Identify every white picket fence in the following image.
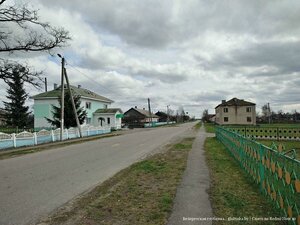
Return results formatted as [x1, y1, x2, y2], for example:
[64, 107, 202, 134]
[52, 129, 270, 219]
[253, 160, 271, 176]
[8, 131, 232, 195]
[0, 126, 111, 150]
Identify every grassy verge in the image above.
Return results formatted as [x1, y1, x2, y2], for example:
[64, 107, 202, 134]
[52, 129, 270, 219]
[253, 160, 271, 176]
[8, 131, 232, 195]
[205, 137, 286, 225]
[0, 133, 121, 160]
[194, 121, 202, 130]
[257, 140, 300, 160]
[40, 137, 195, 225]
[204, 122, 215, 133]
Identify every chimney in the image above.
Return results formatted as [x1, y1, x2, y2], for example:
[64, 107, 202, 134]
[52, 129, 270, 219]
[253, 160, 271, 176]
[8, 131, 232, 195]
[222, 100, 226, 104]
[78, 85, 81, 89]
[134, 106, 137, 109]
[54, 83, 58, 89]
[44, 77, 47, 92]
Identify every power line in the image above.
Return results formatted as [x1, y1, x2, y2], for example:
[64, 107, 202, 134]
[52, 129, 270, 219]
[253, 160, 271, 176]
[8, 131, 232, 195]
[65, 61, 126, 97]
[61, 59, 171, 113]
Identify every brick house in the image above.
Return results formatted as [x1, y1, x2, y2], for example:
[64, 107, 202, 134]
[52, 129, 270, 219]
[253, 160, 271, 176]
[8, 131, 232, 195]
[215, 98, 256, 125]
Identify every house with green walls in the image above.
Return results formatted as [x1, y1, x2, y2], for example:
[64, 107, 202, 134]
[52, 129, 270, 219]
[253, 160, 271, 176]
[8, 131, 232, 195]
[31, 85, 123, 130]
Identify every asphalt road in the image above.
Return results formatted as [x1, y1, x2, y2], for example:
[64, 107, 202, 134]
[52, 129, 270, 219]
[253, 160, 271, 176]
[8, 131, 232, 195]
[0, 122, 196, 225]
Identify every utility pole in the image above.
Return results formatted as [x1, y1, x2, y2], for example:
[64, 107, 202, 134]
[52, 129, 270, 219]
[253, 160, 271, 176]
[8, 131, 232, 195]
[58, 54, 65, 141]
[166, 105, 169, 124]
[44, 77, 47, 92]
[268, 102, 271, 124]
[64, 68, 82, 138]
[147, 98, 152, 127]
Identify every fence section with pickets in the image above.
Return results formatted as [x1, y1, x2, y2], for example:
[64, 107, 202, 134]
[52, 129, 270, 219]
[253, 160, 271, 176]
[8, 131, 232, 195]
[226, 126, 300, 141]
[216, 126, 300, 225]
[0, 126, 111, 150]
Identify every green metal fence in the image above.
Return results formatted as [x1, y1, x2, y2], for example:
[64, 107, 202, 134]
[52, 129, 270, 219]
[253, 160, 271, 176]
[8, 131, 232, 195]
[226, 126, 300, 141]
[216, 126, 300, 225]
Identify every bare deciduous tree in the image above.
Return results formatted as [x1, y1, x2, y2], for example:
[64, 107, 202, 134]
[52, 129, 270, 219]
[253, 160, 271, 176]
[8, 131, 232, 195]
[0, 0, 70, 87]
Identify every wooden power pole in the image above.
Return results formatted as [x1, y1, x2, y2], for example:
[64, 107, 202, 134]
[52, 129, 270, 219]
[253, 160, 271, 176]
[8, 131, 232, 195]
[59, 55, 65, 141]
[148, 98, 153, 126]
[64, 68, 82, 138]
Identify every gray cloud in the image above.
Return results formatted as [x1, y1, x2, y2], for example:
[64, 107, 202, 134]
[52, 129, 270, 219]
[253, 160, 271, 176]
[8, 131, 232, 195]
[196, 40, 300, 79]
[7, 0, 300, 117]
[190, 91, 230, 103]
[37, 0, 300, 48]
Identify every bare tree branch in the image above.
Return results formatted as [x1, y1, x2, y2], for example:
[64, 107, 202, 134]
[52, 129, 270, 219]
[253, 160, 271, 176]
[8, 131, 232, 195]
[0, 1, 70, 53]
[0, 0, 70, 87]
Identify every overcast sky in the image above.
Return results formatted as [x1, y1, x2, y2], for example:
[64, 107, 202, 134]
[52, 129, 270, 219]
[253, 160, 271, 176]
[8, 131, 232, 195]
[2, 0, 300, 117]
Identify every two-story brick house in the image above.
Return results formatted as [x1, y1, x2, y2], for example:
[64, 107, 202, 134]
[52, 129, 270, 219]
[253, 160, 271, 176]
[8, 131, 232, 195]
[215, 98, 256, 125]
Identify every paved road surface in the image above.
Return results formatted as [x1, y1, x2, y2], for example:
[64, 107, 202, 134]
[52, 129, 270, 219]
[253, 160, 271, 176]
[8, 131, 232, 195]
[0, 122, 196, 225]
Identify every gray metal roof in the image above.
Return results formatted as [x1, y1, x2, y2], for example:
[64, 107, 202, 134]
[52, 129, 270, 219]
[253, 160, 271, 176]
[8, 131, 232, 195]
[215, 97, 255, 108]
[94, 108, 123, 114]
[31, 85, 113, 103]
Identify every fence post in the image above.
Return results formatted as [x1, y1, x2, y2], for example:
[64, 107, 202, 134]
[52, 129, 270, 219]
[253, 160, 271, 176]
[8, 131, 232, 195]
[258, 144, 265, 192]
[33, 132, 37, 145]
[12, 133, 16, 148]
[65, 129, 69, 139]
[76, 128, 79, 138]
[51, 130, 55, 142]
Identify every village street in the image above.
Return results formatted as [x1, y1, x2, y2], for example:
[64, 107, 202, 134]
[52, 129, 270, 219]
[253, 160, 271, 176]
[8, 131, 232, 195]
[0, 122, 197, 225]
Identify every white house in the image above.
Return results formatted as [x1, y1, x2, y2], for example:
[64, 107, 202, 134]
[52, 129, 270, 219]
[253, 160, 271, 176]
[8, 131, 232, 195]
[93, 108, 123, 130]
[31, 85, 123, 129]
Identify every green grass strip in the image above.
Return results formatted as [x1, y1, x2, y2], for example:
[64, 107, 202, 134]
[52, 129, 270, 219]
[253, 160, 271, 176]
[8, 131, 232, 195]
[204, 122, 216, 133]
[205, 137, 286, 225]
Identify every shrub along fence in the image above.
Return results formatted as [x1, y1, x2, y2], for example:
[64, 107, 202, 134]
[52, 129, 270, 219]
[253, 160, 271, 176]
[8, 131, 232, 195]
[0, 126, 111, 150]
[226, 126, 300, 141]
[216, 126, 300, 225]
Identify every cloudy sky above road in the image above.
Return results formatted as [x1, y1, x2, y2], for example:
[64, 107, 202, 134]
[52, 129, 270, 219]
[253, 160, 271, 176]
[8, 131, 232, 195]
[2, 0, 300, 117]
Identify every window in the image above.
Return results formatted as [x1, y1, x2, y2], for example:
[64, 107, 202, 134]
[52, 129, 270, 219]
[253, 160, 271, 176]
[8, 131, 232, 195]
[247, 117, 252, 122]
[223, 108, 228, 113]
[224, 117, 228, 122]
[86, 102, 91, 109]
[86, 117, 91, 124]
[246, 107, 251, 112]
[107, 117, 110, 125]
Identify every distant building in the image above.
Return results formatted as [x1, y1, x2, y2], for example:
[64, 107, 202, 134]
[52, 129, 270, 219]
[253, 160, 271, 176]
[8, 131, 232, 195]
[123, 107, 159, 128]
[207, 114, 216, 123]
[31, 85, 123, 129]
[215, 98, 256, 125]
[155, 111, 176, 122]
